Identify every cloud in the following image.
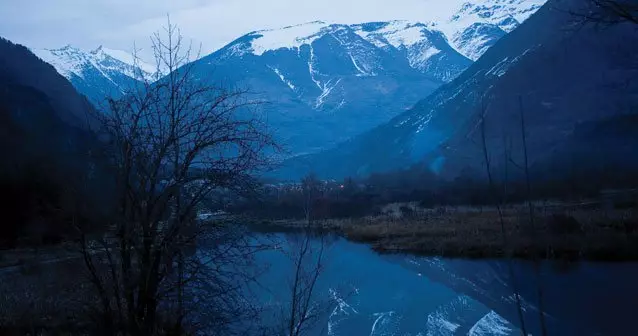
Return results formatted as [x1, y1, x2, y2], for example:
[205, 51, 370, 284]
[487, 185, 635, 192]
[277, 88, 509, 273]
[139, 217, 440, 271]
[0, 0, 463, 56]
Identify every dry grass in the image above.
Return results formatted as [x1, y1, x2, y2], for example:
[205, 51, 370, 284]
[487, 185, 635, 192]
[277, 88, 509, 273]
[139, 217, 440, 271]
[338, 205, 638, 260]
[0, 254, 95, 335]
[255, 204, 638, 261]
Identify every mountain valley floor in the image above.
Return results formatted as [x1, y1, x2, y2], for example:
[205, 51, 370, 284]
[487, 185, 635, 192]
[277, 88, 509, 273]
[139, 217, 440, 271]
[253, 200, 638, 261]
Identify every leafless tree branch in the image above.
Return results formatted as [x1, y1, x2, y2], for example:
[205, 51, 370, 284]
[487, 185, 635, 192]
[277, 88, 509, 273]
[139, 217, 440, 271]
[76, 17, 278, 335]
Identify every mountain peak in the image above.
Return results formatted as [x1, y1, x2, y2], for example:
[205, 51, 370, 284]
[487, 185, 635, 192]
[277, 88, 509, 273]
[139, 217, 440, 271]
[436, 0, 546, 60]
[48, 44, 81, 54]
[201, 17, 477, 154]
[352, 20, 439, 49]
[245, 20, 331, 56]
[31, 45, 156, 103]
[90, 45, 104, 54]
[230, 20, 440, 57]
[277, 0, 637, 180]
[221, 0, 545, 61]
[277, 20, 328, 30]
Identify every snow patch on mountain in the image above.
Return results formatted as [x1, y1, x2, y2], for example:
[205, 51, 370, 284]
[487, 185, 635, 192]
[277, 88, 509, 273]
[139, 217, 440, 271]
[308, 45, 322, 90]
[436, 0, 546, 60]
[408, 44, 442, 69]
[329, 26, 382, 77]
[315, 78, 342, 109]
[485, 46, 537, 77]
[450, 23, 506, 61]
[349, 53, 375, 77]
[234, 0, 546, 66]
[445, 0, 545, 34]
[352, 21, 448, 73]
[34, 45, 88, 79]
[240, 20, 457, 79]
[250, 21, 328, 56]
[98, 47, 156, 75]
[354, 21, 431, 49]
[247, 20, 446, 68]
[269, 66, 296, 91]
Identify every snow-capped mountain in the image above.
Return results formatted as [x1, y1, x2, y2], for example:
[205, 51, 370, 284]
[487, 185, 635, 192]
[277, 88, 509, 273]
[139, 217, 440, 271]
[434, 0, 546, 60]
[227, 20, 471, 82]
[188, 1, 543, 154]
[196, 21, 480, 154]
[276, 0, 638, 179]
[32, 45, 155, 104]
[29, 0, 543, 153]
[195, 20, 473, 154]
[223, 0, 545, 62]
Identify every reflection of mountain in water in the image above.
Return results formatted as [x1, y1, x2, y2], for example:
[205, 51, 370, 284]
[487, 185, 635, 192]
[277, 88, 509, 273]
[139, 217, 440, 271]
[250, 234, 638, 335]
[254, 235, 525, 335]
[390, 255, 638, 335]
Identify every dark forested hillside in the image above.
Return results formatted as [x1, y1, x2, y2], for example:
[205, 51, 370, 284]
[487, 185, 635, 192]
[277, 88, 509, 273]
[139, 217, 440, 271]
[0, 37, 109, 247]
[0, 38, 97, 127]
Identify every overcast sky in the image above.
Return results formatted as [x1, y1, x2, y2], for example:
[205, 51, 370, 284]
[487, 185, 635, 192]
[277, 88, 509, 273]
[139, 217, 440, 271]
[0, 0, 463, 57]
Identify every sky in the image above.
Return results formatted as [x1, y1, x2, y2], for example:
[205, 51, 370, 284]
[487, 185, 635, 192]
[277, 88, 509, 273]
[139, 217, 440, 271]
[0, 0, 464, 58]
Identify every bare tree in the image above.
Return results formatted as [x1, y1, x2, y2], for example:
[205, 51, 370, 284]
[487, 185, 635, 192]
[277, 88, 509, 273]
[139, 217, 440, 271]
[301, 173, 321, 224]
[77, 18, 276, 335]
[281, 234, 326, 336]
[518, 96, 548, 336]
[477, 102, 528, 336]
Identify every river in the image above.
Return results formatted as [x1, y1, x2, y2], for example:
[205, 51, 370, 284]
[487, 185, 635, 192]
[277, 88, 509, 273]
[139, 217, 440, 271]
[248, 233, 638, 336]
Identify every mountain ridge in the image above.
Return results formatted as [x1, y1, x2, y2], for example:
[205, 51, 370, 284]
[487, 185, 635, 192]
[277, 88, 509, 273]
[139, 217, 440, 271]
[225, 0, 546, 62]
[30, 0, 545, 154]
[184, 0, 544, 154]
[275, 0, 638, 180]
[31, 45, 155, 104]
[196, 19, 470, 154]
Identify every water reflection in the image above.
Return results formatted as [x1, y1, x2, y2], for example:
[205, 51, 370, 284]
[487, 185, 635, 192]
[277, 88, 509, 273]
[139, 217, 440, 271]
[249, 233, 638, 335]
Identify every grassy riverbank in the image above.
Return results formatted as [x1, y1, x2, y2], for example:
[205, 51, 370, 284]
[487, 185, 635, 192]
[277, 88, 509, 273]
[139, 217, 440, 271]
[255, 203, 638, 261]
[0, 255, 90, 335]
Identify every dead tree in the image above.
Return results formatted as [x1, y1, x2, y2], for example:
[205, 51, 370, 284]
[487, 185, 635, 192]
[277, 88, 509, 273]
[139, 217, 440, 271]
[78, 18, 276, 335]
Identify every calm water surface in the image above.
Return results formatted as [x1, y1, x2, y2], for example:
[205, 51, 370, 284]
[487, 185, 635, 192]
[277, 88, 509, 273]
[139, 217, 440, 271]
[249, 233, 638, 335]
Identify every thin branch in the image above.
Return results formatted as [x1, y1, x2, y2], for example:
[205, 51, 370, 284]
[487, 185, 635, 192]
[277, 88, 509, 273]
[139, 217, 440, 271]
[479, 102, 528, 335]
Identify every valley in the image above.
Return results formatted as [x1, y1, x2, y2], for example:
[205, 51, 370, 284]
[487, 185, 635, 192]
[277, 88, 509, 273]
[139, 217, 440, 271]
[1, 0, 637, 335]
